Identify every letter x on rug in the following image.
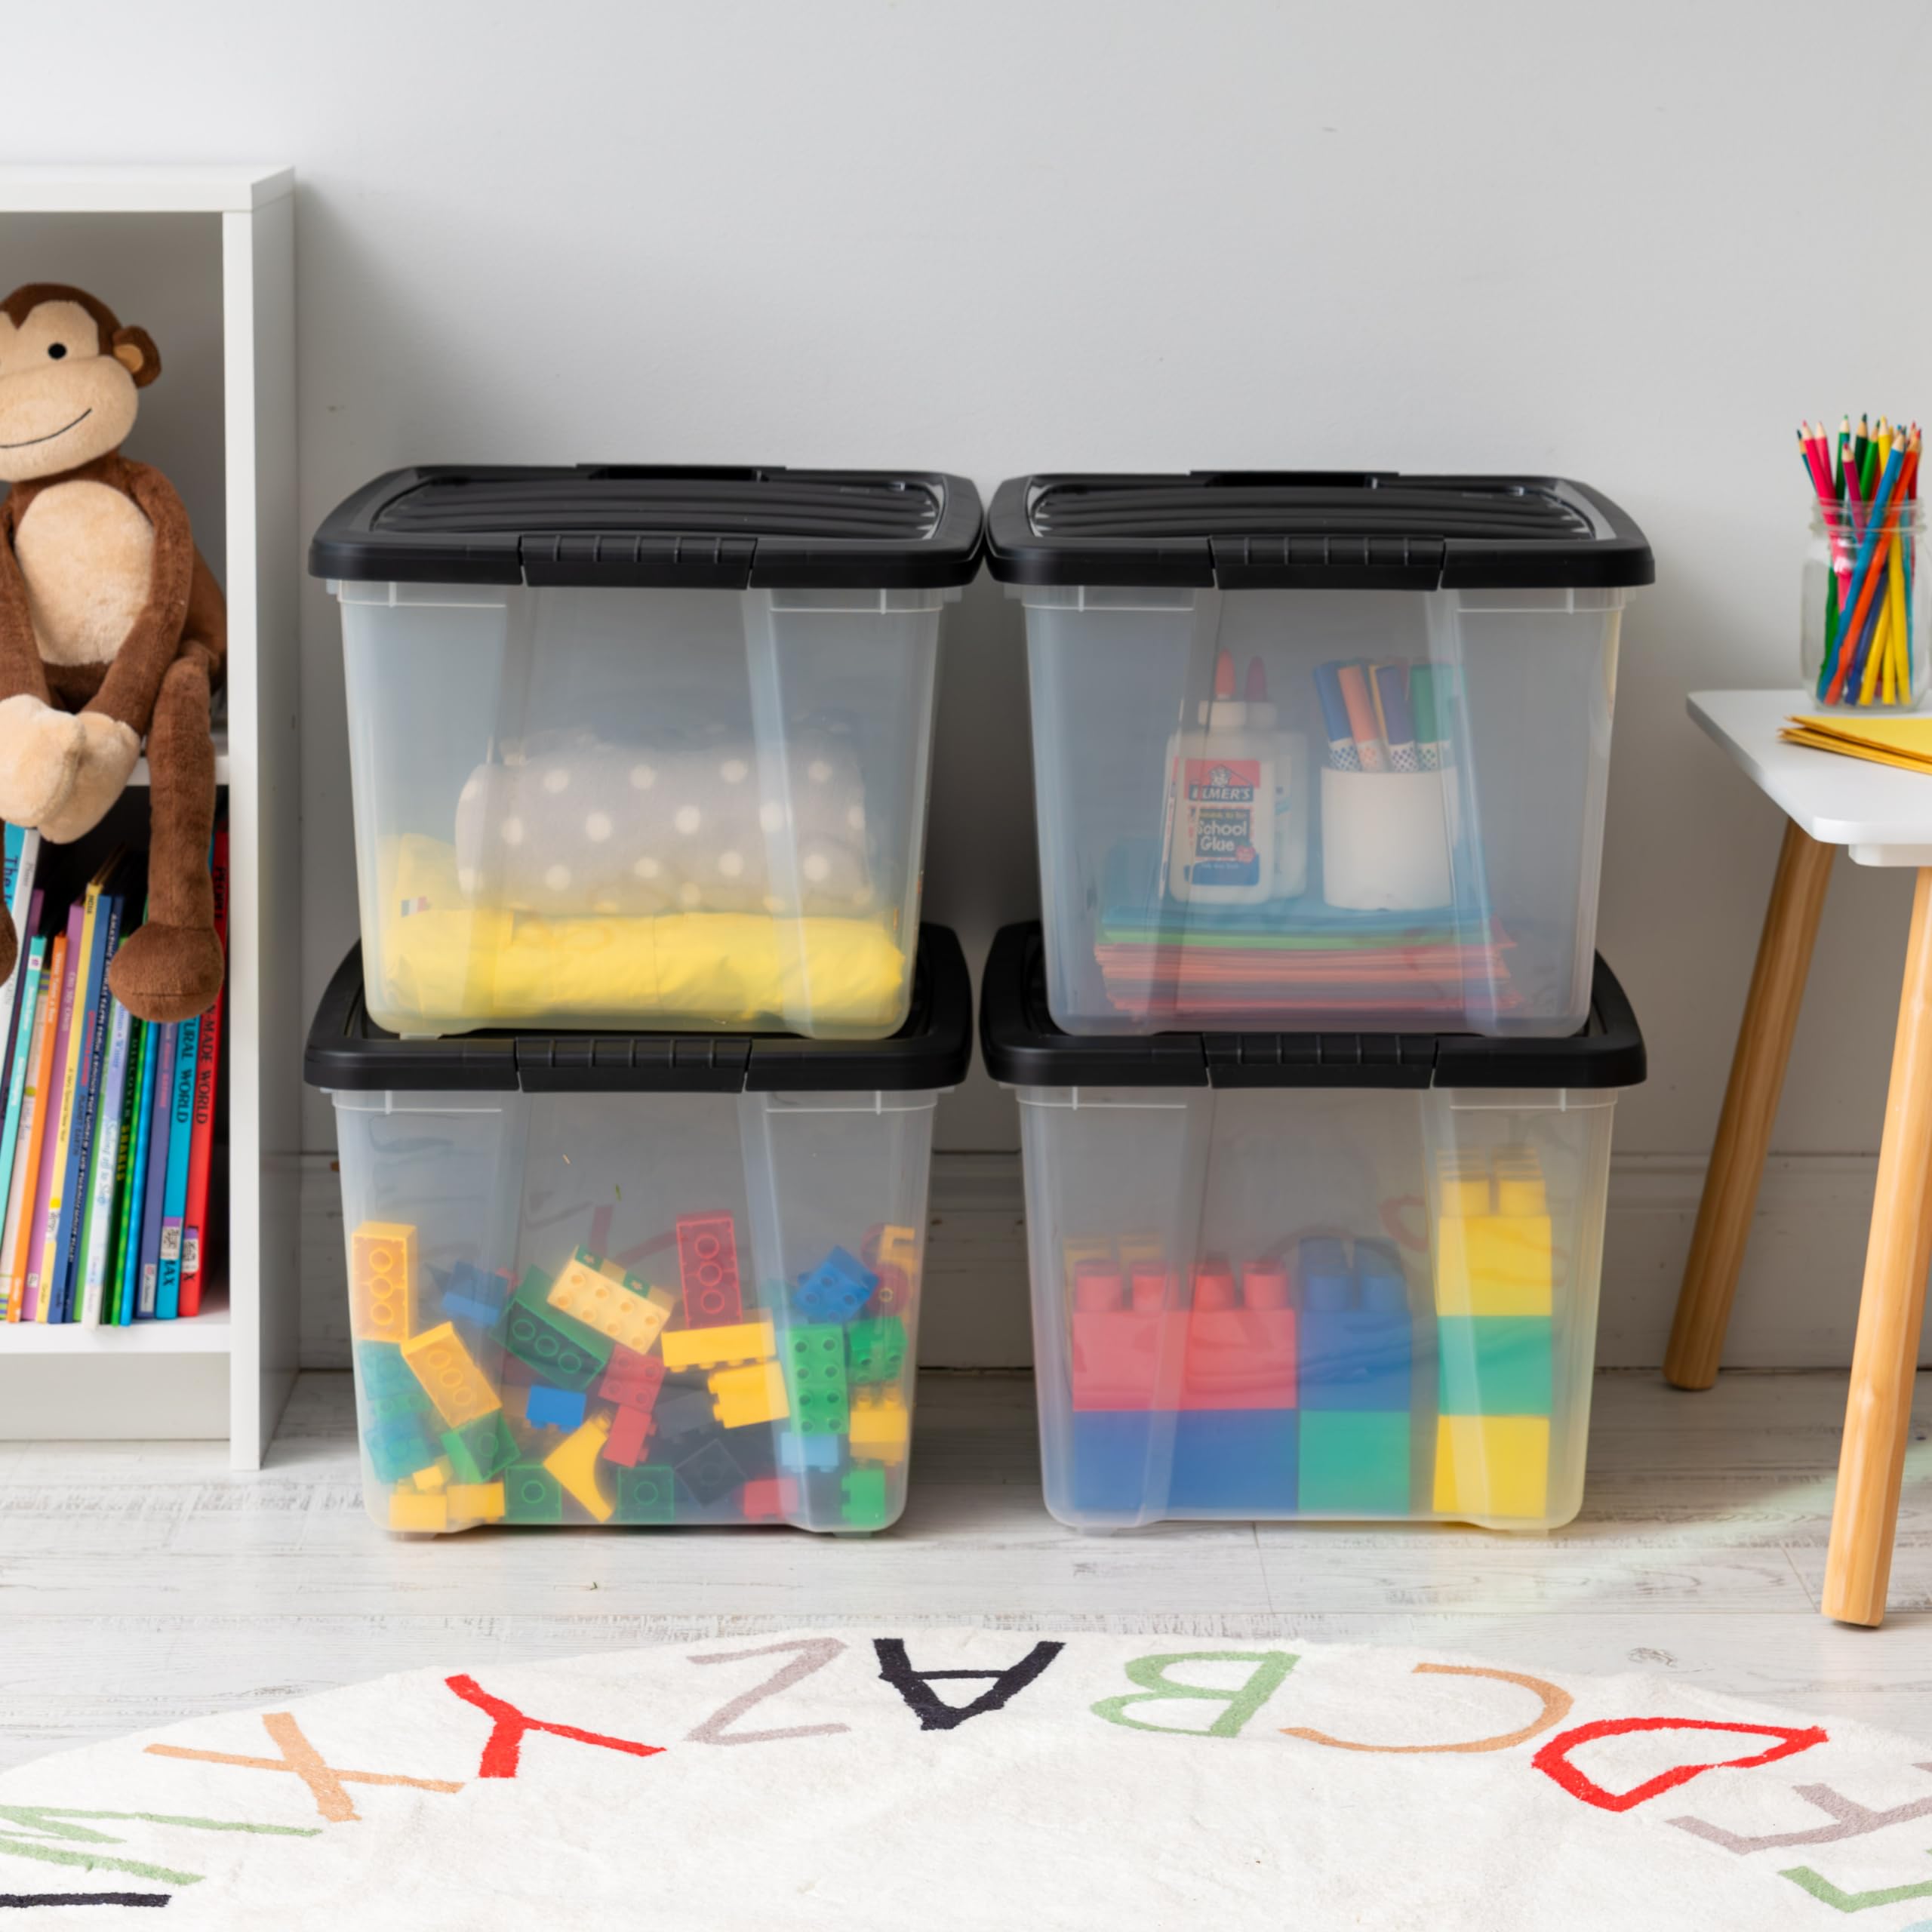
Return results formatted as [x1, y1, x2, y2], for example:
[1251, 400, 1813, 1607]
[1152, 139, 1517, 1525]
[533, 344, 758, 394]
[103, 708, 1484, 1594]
[3, 1630, 1931, 1927]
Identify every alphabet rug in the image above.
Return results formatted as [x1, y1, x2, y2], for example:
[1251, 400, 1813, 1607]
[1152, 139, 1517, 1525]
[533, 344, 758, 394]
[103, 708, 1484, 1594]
[2, 1629, 1930, 1927]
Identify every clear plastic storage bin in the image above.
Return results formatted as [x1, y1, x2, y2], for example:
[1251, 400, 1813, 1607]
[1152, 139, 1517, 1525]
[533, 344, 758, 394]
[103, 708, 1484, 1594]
[310, 466, 983, 1038]
[303, 927, 971, 1535]
[980, 924, 1645, 1531]
[986, 472, 1652, 1036]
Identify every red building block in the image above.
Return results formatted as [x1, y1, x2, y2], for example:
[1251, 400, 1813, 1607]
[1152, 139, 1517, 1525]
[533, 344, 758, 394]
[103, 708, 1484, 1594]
[677, 1212, 743, 1327]
[603, 1403, 655, 1469]
[740, 1475, 800, 1521]
[599, 1346, 665, 1414]
[1070, 1309, 1187, 1411]
[1180, 1307, 1297, 1411]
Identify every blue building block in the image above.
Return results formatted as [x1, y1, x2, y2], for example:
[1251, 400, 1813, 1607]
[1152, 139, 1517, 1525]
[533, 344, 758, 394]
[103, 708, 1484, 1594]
[1068, 1411, 1162, 1518]
[778, 1429, 841, 1473]
[525, 1383, 588, 1432]
[442, 1260, 512, 1331]
[792, 1246, 878, 1324]
[1296, 1235, 1412, 1412]
[364, 1412, 432, 1484]
[1171, 1409, 1297, 1514]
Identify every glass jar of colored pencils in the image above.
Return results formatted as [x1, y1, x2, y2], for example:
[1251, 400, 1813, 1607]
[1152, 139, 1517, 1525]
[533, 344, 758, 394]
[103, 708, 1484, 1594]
[1804, 499, 1928, 709]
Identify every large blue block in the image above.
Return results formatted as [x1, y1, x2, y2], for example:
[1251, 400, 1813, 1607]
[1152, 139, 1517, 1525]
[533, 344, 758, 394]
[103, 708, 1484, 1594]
[1298, 1305, 1411, 1411]
[1068, 1411, 1162, 1517]
[1171, 1409, 1297, 1514]
[792, 1246, 878, 1324]
[442, 1260, 512, 1331]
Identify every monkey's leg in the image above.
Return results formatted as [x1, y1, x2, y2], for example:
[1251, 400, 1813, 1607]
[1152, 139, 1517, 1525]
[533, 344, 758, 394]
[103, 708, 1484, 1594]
[107, 654, 221, 1025]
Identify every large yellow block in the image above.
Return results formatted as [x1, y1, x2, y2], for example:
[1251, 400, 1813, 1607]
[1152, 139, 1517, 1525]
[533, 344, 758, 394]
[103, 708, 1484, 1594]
[848, 1388, 910, 1465]
[543, 1412, 615, 1522]
[401, 1321, 503, 1429]
[709, 1358, 790, 1429]
[661, 1317, 774, 1372]
[547, 1251, 674, 1355]
[1432, 1415, 1550, 1521]
[388, 1488, 449, 1534]
[351, 1221, 417, 1342]
[448, 1481, 506, 1521]
[1434, 1214, 1553, 1316]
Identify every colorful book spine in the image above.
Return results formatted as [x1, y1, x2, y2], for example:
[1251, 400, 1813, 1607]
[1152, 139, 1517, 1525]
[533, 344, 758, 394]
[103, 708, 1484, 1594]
[136, 1023, 178, 1320]
[0, 827, 35, 1102]
[5, 931, 64, 1322]
[155, 1012, 201, 1320]
[55, 882, 124, 1322]
[78, 996, 135, 1327]
[180, 831, 227, 1314]
[26, 908, 85, 1322]
[112, 1018, 156, 1325]
[0, 928, 46, 1322]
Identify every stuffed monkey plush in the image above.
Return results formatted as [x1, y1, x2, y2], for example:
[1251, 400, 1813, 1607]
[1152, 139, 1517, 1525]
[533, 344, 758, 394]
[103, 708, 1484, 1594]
[0, 283, 225, 1023]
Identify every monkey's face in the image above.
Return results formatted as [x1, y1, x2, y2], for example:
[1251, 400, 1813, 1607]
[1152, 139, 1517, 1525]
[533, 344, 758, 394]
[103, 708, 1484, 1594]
[0, 298, 149, 482]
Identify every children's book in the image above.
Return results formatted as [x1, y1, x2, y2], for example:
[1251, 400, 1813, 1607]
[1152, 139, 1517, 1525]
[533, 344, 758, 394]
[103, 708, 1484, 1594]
[111, 1017, 155, 1325]
[136, 1022, 177, 1320]
[78, 994, 136, 1327]
[0, 827, 40, 1100]
[55, 861, 125, 1321]
[180, 829, 228, 1314]
[156, 1010, 200, 1320]
[0, 923, 46, 1322]
[5, 931, 64, 1322]
[25, 907, 85, 1321]
[1783, 713, 1932, 774]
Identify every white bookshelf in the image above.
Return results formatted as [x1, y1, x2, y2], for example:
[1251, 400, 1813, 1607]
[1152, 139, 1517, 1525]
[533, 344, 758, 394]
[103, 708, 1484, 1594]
[0, 166, 300, 1466]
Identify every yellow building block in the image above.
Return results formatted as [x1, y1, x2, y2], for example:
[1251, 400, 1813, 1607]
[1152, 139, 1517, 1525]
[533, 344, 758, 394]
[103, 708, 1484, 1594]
[1434, 1214, 1553, 1316]
[1435, 1164, 1492, 1217]
[709, 1358, 790, 1429]
[1432, 1415, 1550, 1521]
[411, 1462, 448, 1491]
[351, 1221, 417, 1342]
[661, 1316, 774, 1372]
[401, 1321, 503, 1429]
[874, 1224, 919, 1275]
[547, 1251, 674, 1355]
[543, 1412, 615, 1522]
[848, 1388, 910, 1465]
[1060, 1235, 1113, 1291]
[448, 1481, 506, 1521]
[388, 1488, 449, 1534]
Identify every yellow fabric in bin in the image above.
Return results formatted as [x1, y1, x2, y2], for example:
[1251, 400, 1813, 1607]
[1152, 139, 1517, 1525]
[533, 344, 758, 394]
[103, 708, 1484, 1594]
[373, 835, 909, 1029]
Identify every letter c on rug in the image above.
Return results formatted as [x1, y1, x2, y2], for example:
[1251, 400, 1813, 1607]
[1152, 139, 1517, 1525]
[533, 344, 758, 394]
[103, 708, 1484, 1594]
[1092, 1652, 1297, 1739]
[1280, 1662, 1573, 1755]
[1533, 1717, 1828, 1814]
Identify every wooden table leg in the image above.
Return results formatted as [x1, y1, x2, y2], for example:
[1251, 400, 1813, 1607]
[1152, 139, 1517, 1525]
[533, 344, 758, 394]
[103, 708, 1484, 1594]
[1665, 822, 1835, 1390]
[1823, 865, 1932, 1627]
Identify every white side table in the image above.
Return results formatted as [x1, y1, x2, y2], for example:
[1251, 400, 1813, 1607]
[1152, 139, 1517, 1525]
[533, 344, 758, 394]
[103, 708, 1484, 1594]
[1669, 689, 1932, 1626]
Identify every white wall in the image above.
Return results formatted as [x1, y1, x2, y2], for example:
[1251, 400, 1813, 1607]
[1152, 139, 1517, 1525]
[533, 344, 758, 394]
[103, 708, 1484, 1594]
[6, 0, 1930, 1284]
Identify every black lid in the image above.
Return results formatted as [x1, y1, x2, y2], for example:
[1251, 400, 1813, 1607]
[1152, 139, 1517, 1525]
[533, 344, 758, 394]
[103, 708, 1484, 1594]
[984, 471, 1653, 591]
[978, 924, 1644, 1091]
[309, 465, 984, 590]
[306, 925, 973, 1095]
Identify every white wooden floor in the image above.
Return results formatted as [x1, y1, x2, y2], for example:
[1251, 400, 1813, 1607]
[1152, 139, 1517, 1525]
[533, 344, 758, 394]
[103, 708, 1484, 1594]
[0, 1368, 1927, 1772]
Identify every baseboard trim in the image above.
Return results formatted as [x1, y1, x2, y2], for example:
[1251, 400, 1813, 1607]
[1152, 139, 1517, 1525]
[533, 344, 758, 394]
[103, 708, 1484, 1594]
[297, 1148, 1911, 1372]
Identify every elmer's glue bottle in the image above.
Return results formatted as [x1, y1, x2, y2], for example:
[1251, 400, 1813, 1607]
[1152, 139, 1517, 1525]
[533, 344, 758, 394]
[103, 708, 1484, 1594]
[1163, 649, 1275, 906]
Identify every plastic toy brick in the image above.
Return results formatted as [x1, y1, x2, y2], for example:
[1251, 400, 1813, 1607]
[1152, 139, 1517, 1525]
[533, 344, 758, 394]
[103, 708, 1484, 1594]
[602, 1403, 654, 1469]
[525, 1383, 589, 1432]
[1070, 1309, 1186, 1412]
[792, 1247, 878, 1324]
[496, 1267, 612, 1390]
[845, 1315, 906, 1385]
[1298, 1307, 1411, 1412]
[1068, 1411, 1162, 1517]
[441, 1260, 512, 1331]
[783, 1323, 850, 1434]
[411, 1461, 447, 1491]
[1171, 1409, 1298, 1514]
[543, 1413, 616, 1522]
[709, 1358, 790, 1429]
[615, 1465, 675, 1524]
[442, 1411, 518, 1484]
[598, 1346, 666, 1414]
[1297, 1410, 1411, 1515]
[1435, 1155, 1493, 1219]
[778, 1429, 840, 1473]
[1434, 1215, 1554, 1317]
[364, 1413, 432, 1485]
[840, 1467, 889, 1530]
[1182, 1308, 1297, 1411]
[654, 1386, 724, 1451]
[350, 1221, 417, 1343]
[1432, 1414, 1550, 1521]
[388, 1488, 448, 1534]
[674, 1435, 745, 1507]
[864, 1223, 920, 1315]
[677, 1211, 743, 1327]
[1299, 1237, 1355, 1311]
[1435, 1315, 1553, 1417]
[661, 1316, 775, 1374]
[448, 1481, 506, 1521]
[871, 1224, 919, 1277]
[357, 1340, 420, 1406]
[503, 1464, 565, 1524]
[401, 1321, 503, 1430]
[547, 1248, 675, 1356]
[848, 1388, 910, 1465]
[740, 1475, 799, 1521]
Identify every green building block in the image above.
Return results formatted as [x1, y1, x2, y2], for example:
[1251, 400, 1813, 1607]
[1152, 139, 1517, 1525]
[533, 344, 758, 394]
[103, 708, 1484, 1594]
[365, 1380, 432, 1426]
[502, 1465, 564, 1524]
[1436, 1316, 1552, 1417]
[356, 1340, 419, 1405]
[442, 1411, 519, 1484]
[364, 1412, 432, 1485]
[494, 1266, 612, 1390]
[1297, 1411, 1411, 1515]
[840, 1467, 890, 1530]
[783, 1322, 850, 1435]
[616, 1466, 676, 1525]
[846, 1315, 906, 1385]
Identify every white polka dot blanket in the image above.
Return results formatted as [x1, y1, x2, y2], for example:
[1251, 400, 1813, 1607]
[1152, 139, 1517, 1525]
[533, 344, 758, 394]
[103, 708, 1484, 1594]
[3, 1629, 1929, 1927]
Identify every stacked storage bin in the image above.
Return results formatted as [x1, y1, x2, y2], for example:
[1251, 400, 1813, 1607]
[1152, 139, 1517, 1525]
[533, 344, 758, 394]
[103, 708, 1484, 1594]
[307, 466, 983, 1533]
[984, 471, 1653, 1527]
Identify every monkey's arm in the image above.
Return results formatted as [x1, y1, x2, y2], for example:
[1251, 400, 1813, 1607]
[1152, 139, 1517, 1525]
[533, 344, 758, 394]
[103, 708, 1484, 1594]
[0, 497, 84, 832]
[0, 499, 53, 704]
[79, 460, 196, 731]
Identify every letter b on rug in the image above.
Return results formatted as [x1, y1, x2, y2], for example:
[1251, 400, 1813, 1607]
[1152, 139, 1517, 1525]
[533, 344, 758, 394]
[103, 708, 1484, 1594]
[1092, 1652, 1298, 1738]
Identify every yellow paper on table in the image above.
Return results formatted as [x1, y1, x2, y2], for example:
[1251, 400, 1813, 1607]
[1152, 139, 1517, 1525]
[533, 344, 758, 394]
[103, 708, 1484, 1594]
[1781, 715, 1932, 776]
